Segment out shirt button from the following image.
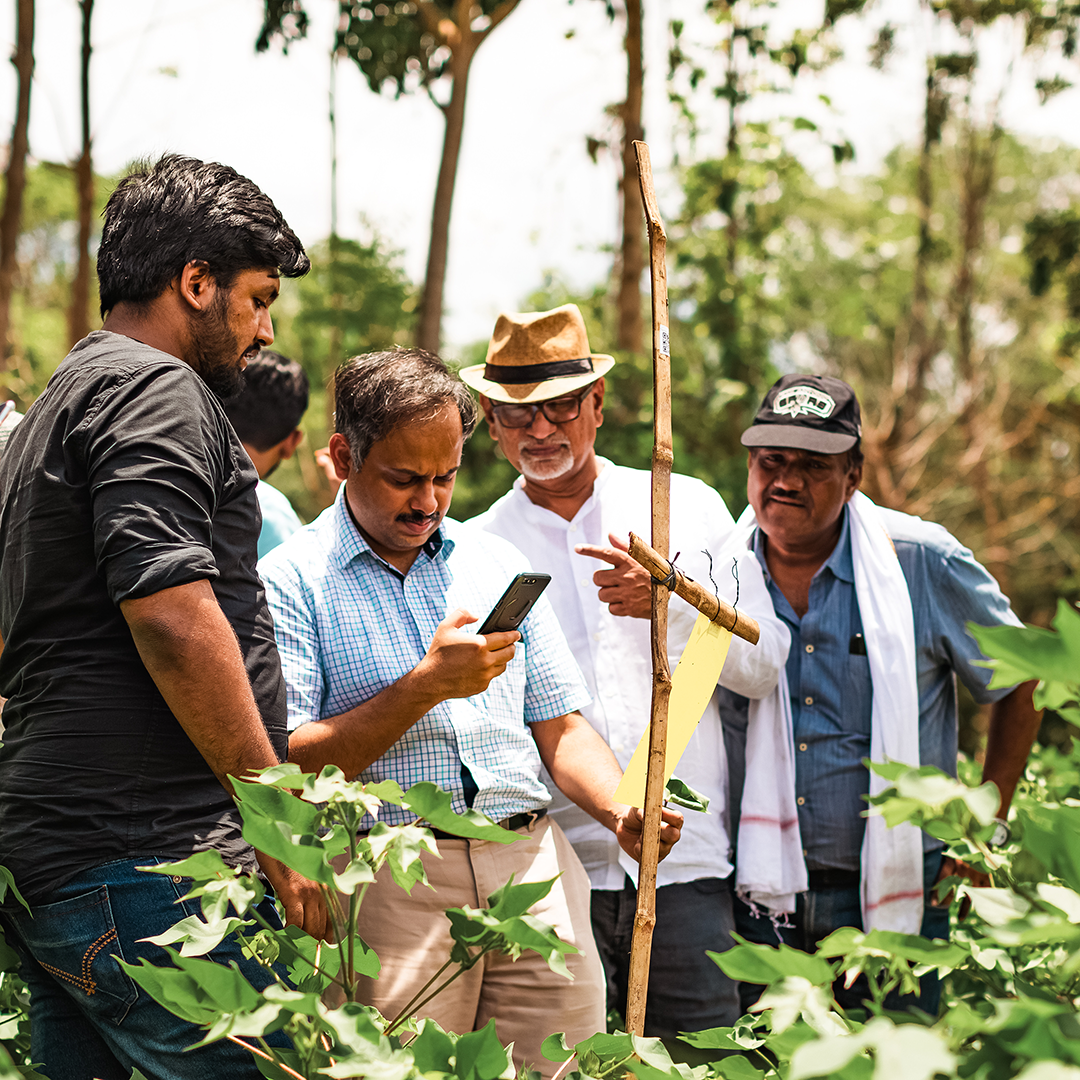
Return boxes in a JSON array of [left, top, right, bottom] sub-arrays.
[[804, 696, 813, 706], [799, 743, 807, 752], [593, 632, 601, 641], [570, 524, 578, 533], [805, 644, 814, 654], [581, 579, 589, 587], [797, 797, 806, 806]]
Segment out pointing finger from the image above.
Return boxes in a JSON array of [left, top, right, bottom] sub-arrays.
[[575, 543, 632, 567]]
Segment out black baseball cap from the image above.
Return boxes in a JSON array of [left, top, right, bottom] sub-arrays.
[[740, 374, 861, 454]]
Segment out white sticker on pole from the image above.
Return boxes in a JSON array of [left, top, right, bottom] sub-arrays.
[[658, 325, 670, 357]]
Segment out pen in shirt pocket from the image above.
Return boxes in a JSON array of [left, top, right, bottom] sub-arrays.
[[849, 633, 867, 656]]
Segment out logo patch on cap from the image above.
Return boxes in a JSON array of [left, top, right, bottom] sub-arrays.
[[773, 385, 837, 420]]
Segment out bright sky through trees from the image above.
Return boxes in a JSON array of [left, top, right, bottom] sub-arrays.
[[1, 0, 1077, 353]]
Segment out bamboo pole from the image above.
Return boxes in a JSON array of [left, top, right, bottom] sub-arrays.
[[627, 532, 760, 645], [624, 140, 671, 1037]]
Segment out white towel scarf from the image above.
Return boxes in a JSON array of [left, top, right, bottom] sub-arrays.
[[734, 491, 925, 934]]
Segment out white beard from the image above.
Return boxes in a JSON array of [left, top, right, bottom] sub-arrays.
[[518, 444, 574, 481]]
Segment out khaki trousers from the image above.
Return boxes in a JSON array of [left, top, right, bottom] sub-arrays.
[[349, 816, 605, 1079]]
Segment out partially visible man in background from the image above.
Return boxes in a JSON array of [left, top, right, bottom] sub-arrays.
[[0, 154, 325, 1080], [223, 349, 309, 556]]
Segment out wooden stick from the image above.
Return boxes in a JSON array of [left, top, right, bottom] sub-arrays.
[[624, 139, 671, 1037], [627, 532, 760, 645]]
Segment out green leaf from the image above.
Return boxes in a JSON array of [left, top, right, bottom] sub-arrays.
[[362, 822, 437, 895], [1020, 803, 1080, 893], [676, 1027, 745, 1051], [0, 867, 28, 914], [969, 600, 1080, 689], [119, 948, 267, 1028], [750, 978, 844, 1036], [708, 938, 834, 987], [965, 888, 1032, 926], [817, 927, 968, 969], [664, 776, 710, 813], [714, 1057, 766, 1080], [541, 1032, 575, 1063], [140, 854, 265, 922], [402, 782, 518, 843], [865, 761, 998, 842], [410, 1018, 457, 1073], [320, 1002, 415, 1080], [445, 874, 577, 977], [139, 850, 236, 882], [454, 1019, 512, 1080], [139, 914, 247, 957], [232, 775, 348, 886]]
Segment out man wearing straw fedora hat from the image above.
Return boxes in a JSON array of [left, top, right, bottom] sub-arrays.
[[465, 304, 790, 1038]]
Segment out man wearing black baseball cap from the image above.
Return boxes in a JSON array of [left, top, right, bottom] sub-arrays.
[[725, 374, 1040, 1015]]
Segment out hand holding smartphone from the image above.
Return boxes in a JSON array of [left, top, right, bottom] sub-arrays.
[[477, 573, 551, 635]]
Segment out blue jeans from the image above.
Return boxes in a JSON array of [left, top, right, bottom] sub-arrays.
[[591, 875, 741, 1038], [0, 856, 290, 1080], [734, 850, 949, 1017]]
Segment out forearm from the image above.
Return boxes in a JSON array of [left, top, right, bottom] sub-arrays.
[[982, 680, 1041, 815], [287, 671, 444, 778], [121, 580, 279, 793], [531, 712, 625, 832]]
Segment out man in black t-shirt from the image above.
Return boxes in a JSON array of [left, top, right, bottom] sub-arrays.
[[0, 155, 327, 1080]]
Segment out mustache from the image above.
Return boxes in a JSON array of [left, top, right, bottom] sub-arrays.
[[397, 509, 440, 526], [521, 439, 571, 451], [242, 343, 261, 361]]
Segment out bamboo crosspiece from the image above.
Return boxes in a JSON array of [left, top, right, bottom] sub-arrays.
[[624, 140, 672, 1036]]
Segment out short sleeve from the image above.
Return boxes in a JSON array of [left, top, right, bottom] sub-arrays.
[[259, 555, 327, 730], [78, 364, 233, 604], [923, 541, 1023, 704], [519, 593, 592, 724]]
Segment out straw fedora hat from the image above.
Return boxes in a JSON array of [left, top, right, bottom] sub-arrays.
[[459, 304, 615, 404]]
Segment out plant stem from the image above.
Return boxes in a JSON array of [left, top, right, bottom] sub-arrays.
[[247, 907, 349, 994], [548, 1052, 578, 1080], [227, 1035, 307, 1080], [383, 958, 457, 1035]]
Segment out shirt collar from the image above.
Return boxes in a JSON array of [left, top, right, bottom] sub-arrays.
[[327, 486, 454, 573], [752, 503, 854, 584]]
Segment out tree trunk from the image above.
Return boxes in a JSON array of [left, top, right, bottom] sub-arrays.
[[615, 0, 644, 352], [0, 0, 35, 367], [68, 0, 94, 347], [415, 37, 475, 354]]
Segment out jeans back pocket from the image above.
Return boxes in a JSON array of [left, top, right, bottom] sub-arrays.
[[8, 884, 138, 1025]]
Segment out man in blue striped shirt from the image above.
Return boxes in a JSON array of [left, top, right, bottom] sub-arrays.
[[260, 349, 681, 1077]]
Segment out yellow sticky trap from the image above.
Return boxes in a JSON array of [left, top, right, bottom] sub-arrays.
[[614, 613, 733, 809]]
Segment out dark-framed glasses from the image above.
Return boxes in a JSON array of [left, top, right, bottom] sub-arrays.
[[491, 383, 596, 429]]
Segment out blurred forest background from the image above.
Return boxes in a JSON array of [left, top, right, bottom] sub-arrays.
[[2, 0, 1080, 747]]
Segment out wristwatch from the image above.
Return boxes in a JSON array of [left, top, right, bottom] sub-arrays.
[[988, 817, 1011, 848]]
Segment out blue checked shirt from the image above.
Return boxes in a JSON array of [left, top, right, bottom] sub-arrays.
[[722, 505, 1022, 873], [258, 493, 592, 827]]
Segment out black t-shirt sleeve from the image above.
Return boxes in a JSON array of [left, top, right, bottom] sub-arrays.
[[78, 364, 230, 604]]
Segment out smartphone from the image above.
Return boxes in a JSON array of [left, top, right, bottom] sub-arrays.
[[477, 573, 551, 635]]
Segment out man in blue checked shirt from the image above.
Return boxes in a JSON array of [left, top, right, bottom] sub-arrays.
[[259, 349, 682, 1079]]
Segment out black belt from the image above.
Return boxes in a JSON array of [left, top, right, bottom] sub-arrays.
[[428, 808, 547, 842], [808, 867, 860, 890]]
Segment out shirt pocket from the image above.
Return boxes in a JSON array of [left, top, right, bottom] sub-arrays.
[[845, 654, 874, 735]]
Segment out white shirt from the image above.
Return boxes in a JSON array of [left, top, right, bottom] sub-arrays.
[[471, 459, 788, 890]]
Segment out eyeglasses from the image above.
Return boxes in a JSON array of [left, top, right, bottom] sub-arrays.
[[490, 383, 596, 429]]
